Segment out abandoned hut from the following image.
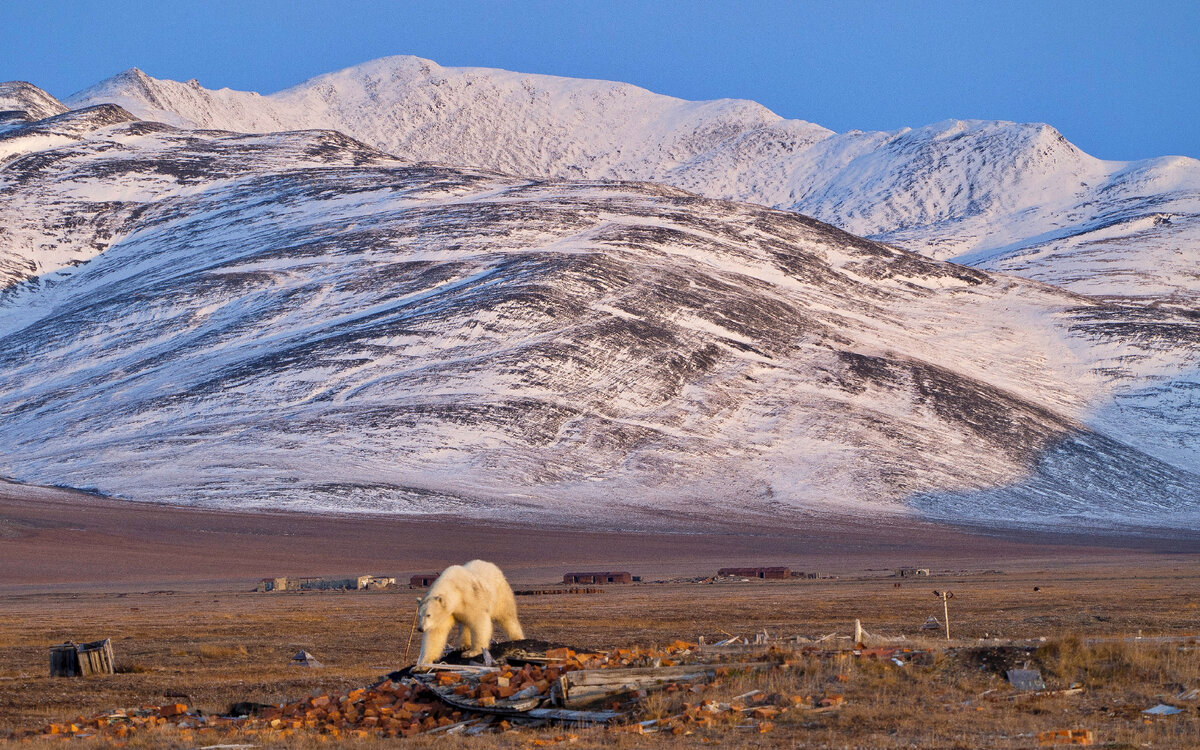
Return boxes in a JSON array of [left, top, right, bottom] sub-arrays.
[[563, 571, 634, 584], [409, 574, 440, 588], [717, 567, 791, 580], [257, 575, 394, 592]]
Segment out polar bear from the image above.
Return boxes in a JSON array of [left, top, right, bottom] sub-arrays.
[[415, 559, 524, 666]]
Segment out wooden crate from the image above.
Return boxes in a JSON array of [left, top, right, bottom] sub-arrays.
[[49, 639, 114, 677]]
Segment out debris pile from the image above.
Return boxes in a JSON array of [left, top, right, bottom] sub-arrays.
[[619, 689, 846, 736], [1037, 728, 1095, 746], [24, 639, 808, 742]]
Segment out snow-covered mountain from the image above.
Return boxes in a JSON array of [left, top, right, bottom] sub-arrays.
[[1, 95, 1198, 530], [65, 57, 1200, 300], [0, 81, 67, 126]]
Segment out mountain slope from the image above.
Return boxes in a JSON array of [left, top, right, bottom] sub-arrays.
[[64, 58, 1200, 299], [1, 111, 1197, 529], [0, 81, 67, 126]]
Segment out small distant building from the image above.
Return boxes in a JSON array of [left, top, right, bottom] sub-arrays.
[[896, 568, 930, 578], [563, 571, 633, 584], [410, 574, 440, 588], [717, 567, 791, 580], [292, 576, 362, 590], [257, 574, 395, 592]]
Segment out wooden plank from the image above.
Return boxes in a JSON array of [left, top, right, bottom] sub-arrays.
[[562, 662, 772, 709], [565, 661, 768, 687], [525, 707, 624, 724]]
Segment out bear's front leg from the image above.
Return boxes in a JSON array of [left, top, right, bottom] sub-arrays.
[[459, 621, 473, 651], [416, 623, 452, 666], [462, 616, 493, 657]]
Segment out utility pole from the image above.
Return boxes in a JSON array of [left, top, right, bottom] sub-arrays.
[[933, 590, 954, 640]]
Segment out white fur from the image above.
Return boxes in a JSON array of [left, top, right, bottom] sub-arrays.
[[415, 559, 524, 665]]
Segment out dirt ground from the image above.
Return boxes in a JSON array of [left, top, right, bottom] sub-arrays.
[[2, 481, 1200, 747]]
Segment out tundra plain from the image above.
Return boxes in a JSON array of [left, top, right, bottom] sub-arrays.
[[2, 482, 1200, 747]]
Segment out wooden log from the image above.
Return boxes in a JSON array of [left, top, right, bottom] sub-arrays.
[[422, 683, 543, 714], [565, 661, 767, 687]]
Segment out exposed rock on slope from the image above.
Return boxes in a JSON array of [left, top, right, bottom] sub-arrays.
[[0, 81, 67, 125], [65, 58, 1200, 299], [1, 111, 1197, 529]]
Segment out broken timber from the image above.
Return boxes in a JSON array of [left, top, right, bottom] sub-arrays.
[[419, 675, 621, 723], [561, 662, 771, 709]]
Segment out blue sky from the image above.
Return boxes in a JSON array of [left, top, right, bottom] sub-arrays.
[[2, 1, 1197, 160]]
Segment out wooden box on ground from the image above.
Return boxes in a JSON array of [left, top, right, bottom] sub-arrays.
[[50, 639, 114, 677]]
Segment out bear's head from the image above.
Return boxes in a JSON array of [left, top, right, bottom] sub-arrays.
[[417, 593, 446, 633]]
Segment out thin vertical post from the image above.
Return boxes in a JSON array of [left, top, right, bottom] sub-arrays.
[[942, 593, 950, 640]]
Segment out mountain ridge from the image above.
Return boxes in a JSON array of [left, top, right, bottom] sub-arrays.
[[61, 56, 1200, 300]]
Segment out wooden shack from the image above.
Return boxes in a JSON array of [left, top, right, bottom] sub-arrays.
[[563, 571, 633, 584], [50, 639, 114, 677], [717, 566, 791, 580], [410, 573, 440, 588]]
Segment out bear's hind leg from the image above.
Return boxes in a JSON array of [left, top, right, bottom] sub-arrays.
[[497, 612, 524, 641]]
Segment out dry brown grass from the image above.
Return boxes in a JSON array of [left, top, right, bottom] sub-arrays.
[[1, 567, 1199, 747]]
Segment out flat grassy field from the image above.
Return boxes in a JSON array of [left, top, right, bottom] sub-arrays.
[[3, 482, 1199, 747], [3, 568, 1200, 747]]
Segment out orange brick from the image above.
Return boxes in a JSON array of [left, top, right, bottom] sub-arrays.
[[158, 703, 187, 717]]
